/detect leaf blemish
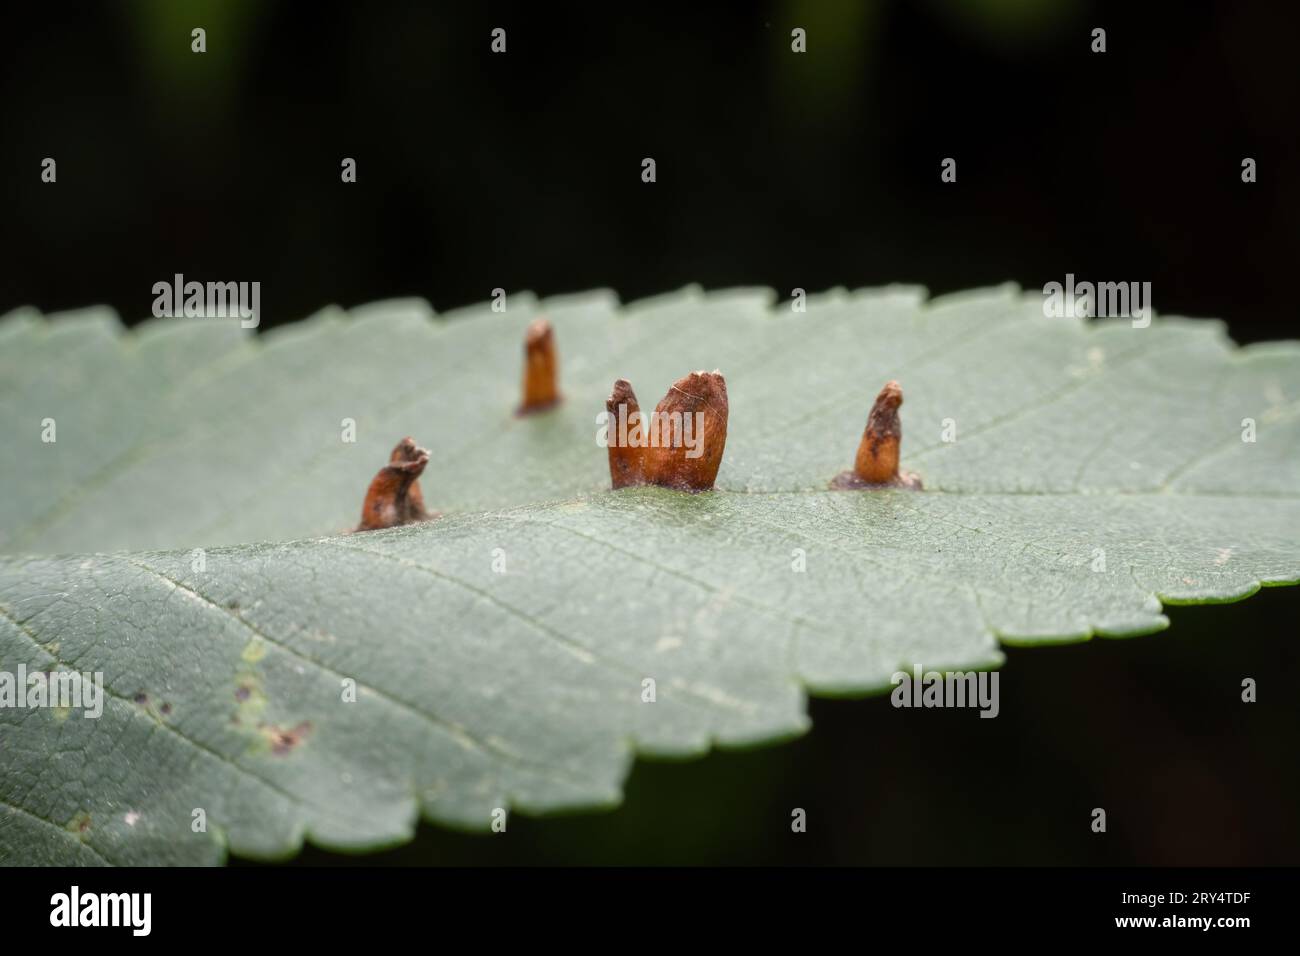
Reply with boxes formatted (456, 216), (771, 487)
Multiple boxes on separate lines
(261, 721), (312, 756)
(831, 380), (923, 491)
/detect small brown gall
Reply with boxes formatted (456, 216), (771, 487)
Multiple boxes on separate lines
(605, 370), (729, 493)
(831, 380), (922, 490)
(605, 379), (645, 489)
(356, 437), (439, 531)
(517, 317), (561, 414)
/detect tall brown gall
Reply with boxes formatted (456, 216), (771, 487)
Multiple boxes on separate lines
(832, 380), (922, 490)
(605, 370), (729, 493)
(517, 318), (561, 414)
(643, 370), (729, 492)
(356, 437), (439, 530)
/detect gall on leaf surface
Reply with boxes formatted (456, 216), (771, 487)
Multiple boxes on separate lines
(0, 285), (1297, 864)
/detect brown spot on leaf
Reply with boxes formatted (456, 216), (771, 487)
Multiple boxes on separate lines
(262, 721), (312, 755)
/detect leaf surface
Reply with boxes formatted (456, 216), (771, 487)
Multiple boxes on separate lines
(1, 286), (1296, 864)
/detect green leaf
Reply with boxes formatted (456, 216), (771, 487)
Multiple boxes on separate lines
(1, 285), (1296, 865)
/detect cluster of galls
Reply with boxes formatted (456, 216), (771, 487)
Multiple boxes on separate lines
(357, 319), (919, 531)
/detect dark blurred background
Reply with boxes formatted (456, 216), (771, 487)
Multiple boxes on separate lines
(2, 0), (1296, 864)
(2, 0), (1298, 340)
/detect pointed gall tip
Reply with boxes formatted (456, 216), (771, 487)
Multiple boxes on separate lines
(832, 380), (922, 491)
(876, 380), (903, 410)
(356, 437), (438, 531)
(390, 436), (424, 464)
(524, 317), (552, 349)
(607, 378), (637, 410)
(518, 317), (561, 415)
